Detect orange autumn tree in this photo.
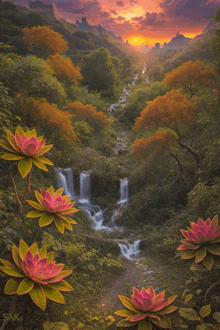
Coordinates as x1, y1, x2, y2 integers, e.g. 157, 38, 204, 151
65, 101, 110, 133
131, 130, 177, 158
163, 60, 215, 98
133, 90, 200, 164
46, 54, 82, 86
23, 26, 68, 58
131, 130, 183, 176
25, 98, 76, 145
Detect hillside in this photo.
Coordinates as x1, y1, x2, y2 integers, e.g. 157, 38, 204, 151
161, 26, 218, 73
0, 0, 139, 63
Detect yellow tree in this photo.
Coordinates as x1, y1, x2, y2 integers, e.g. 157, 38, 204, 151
133, 90, 199, 164
23, 26, 68, 58
163, 60, 215, 97
46, 54, 82, 86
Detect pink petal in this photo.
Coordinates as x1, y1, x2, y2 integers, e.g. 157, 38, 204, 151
133, 287, 140, 298
49, 264, 64, 278
132, 297, 146, 311
22, 260, 31, 277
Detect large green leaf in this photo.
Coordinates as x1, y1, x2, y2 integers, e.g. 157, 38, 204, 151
181, 250, 197, 259
118, 296, 140, 313
39, 213, 54, 227
4, 278, 20, 294
61, 216, 77, 224
116, 319, 138, 327
202, 253, 214, 270
18, 158, 32, 178
158, 305, 178, 314
26, 210, 47, 218
54, 217, 65, 234
60, 217, 73, 231
6, 129, 18, 151
17, 278, 34, 295
46, 270, 72, 283
1, 153, 23, 160
47, 251, 54, 263
27, 200, 45, 210
43, 286, 65, 304
179, 308, 200, 321
38, 144, 53, 155
29, 242, 38, 255
35, 156, 53, 165
29, 284, 46, 311
207, 245, 220, 255
114, 310, 136, 317
15, 125, 25, 137
19, 239, 29, 259
38, 246, 47, 258
151, 314, 171, 328
0, 266, 25, 277
213, 311, 220, 323
34, 190, 43, 205
32, 158, 48, 171
0, 139, 15, 152
48, 280, 73, 292
195, 246, 207, 263
138, 319, 152, 330
12, 245, 22, 269
199, 304, 211, 318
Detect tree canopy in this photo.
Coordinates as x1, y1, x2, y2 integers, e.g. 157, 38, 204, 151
133, 90, 196, 133
162, 60, 215, 97
23, 25, 68, 58
80, 47, 118, 98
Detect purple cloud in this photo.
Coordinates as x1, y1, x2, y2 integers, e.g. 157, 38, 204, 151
138, 12, 166, 28
160, 0, 220, 22
129, 0, 138, 3
117, 16, 126, 20
116, 1, 125, 7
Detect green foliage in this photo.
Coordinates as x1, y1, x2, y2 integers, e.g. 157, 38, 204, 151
80, 47, 119, 99
118, 82, 168, 126
67, 85, 109, 113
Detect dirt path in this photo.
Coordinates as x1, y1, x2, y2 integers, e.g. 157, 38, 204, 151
98, 251, 185, 313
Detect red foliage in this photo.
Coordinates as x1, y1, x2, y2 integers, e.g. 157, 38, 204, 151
131, 130, 176, 158
65, 101, 110, 132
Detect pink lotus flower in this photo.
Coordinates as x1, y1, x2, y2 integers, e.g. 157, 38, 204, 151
27, 186, 78, 234
115, 286, 177, 329
177, 215, 220, 270
0, 125, 53, 177
0, 240, 73, 310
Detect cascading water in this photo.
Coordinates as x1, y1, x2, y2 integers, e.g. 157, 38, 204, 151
118, 178, 129, 205
63, 168, 75, 198
79, 172, 91, 204
55, 168, 72, 197
55, 168, 141, 259
118, 239, 141, 260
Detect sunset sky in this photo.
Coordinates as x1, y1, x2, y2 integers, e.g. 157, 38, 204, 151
17, 0, 220, 46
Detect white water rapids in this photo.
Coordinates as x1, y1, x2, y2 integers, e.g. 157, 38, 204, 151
55, 168, 141, 260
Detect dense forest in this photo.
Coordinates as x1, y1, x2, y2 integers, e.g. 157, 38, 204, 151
1, 1, 220, 330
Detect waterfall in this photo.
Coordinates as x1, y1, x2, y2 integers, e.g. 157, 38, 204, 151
79, 172, 91, 204
55, 168, 71, 197
118, 178, 129, 205
63, 168, 75, 197
119, 239, 141, 260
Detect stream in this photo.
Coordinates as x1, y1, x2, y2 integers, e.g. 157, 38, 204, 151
55, 168, 141, 260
